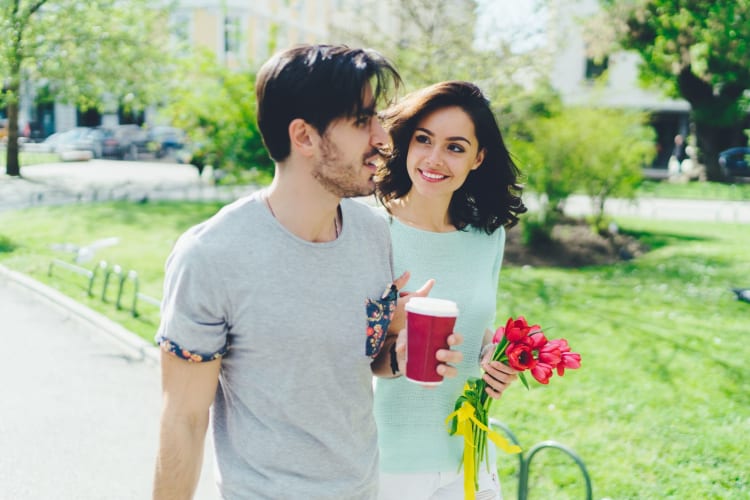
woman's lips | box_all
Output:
[419,169,448,181]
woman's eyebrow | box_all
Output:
[416,127,471,145]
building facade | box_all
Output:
[547,0,691,168]
[173,0,335,69]
[17,0,402,137]
[175,0,409,67]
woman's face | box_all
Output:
[405,105,485,200]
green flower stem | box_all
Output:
[471,338,511,485]
[478,337,509,408]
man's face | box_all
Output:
[311,84,388,198]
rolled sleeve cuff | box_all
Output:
[156,336,229,362]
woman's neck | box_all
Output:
[387,193,455,232]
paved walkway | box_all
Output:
[0,268,219,499]
[557,194,750,223]
[0,159,254,213]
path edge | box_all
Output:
[0,263,160,364]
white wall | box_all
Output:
[54,103,78,133]
[549,0,689,112]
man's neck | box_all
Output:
[264,173,342,243]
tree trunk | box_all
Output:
[5,94,21,177]
[677,66,749,182]
[693,121,744,182]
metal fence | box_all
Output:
[48,258,161,318]
[490,418,593,500]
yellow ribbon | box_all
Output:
[446,401,522,500]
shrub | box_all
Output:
[510,106,656,236]
[0,234,16,253]
[160,50,273,179]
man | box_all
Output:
[152,44,463,500]
[669,134,688,177]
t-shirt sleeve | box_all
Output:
[154,234,229,362]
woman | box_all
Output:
[374,81,527,499]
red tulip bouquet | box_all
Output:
[446,316,581,499]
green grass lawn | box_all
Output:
[0,149,60,167]
[0,200,747,499]
[494,217,749,499]
[0,201,226,338]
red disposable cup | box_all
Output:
[404,297,459,385]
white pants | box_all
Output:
[378,468,502,500]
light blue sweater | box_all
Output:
[374,214,505,472]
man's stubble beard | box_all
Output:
[312,136,376,199]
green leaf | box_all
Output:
[519,372,530,391]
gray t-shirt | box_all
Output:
[156,193,394,499]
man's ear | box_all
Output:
[289,118,317,158]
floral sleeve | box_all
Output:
[365,283,398,358]
[156,336,229,363]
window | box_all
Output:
[224,15,241,54]
[170,10,191,49]
[585,55,608,81]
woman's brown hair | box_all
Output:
[376,81,526,233]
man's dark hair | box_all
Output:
[255,44,401,162]
[376,81,526,233]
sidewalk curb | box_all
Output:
[0,264,160,364]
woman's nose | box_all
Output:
[427,147,444,166]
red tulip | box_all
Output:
[528,331,549,349]
[494,316,540,344]
[491,318,511,343]
[531,362,554,384]
[505,317,530,342]
[491,326,505,344]
[537,338,562,366]
[548,339,581,375]
[506,342,537,371]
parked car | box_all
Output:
[85,127,111,158]
[147,125,186,158]
[718,147,750,179]
[102,124,149,160]
[40,127,102,161]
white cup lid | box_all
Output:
[405,297,459,317]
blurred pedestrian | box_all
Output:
[668,133,688,177]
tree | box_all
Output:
[572,108,655,230]
[510,107,655,236]
[330,0,556,131]
[0,0,176,176]
[597,0,750,181]
[158,50,272,179]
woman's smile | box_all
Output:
[418,169,449,182]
